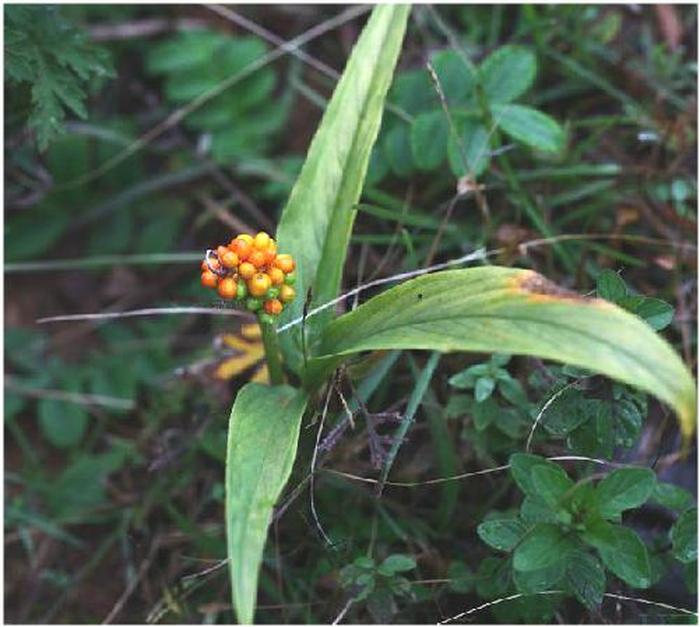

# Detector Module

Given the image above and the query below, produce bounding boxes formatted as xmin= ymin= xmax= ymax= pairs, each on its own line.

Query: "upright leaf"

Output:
xmin=479 ymin=45 xmax=536 ymax=104
xmin=274 ymin=6 xmax=410 ymax=374
xmin=308 ymin=267 xmax=696 ymax=440
xmin=226 ymin=383 xmax=309 ymax=623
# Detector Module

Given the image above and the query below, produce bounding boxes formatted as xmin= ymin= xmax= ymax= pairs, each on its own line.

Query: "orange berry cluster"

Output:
xmin=200 ymin=232 xmax=296 ymax=324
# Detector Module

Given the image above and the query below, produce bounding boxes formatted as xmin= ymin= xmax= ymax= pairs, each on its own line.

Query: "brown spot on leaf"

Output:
xmin=512 ymin=270 xmax=612 ymax=308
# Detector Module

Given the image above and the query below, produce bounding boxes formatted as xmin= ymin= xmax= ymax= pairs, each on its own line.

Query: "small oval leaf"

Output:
xmin=492 ymin=104 xmax=565 ymax=153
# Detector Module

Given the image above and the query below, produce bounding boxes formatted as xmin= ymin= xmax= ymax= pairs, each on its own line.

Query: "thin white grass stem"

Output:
xmin=277 ymin=247 xmax=492 ymax=334
xmin=323 ymin=455 xmax=632 ymax=488
xmin=525 ymin=378 xmax=588 ymax=452
xmin=37 ymin=307 xmax=253 ymax=324
xmin=439 ymin=591 xmax=697 ymax=624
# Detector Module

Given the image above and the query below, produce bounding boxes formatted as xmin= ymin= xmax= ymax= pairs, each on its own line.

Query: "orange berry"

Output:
xmin=254 ymin=231 xmax=271 ymax=249
xmin=239 ymin=261 xmax=256 ymax=279
xmin=201 ymin=257 xmax=220 ymax=271
xmin=279 ymin=284 xmax=296 ymax=303
xmin=264 ymin=298 xmax=283 ymax=315
xmin=217 ymin=277 xmax=237 ymax=299
xmin=248 ymin=249 xmax=266 ymax=268
xmin=268 ymin=267 xmax=285 ymax=286
xmin=201 ymin=271 xmax=218 ymax=288
xmin=248 ymin=272 xmax=272 ymax=297
xmin=274 ymin=254 xmax=295 ymax=273
xmin=263 ymin=245 xmax=277 ymax=264
xmin=217 ymin=245 xmax=229 ymax=258
xmin=221 ymin=250 xmax=239 ymax=269
xmin=229 ymin=238 xmax=252 ymax=261
xmin=237 ymin=233 xmax=254 ymax=243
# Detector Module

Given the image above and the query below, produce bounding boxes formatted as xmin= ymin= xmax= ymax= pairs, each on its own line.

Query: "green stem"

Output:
xmin=261 ymin=322 xmax=284 ymax=385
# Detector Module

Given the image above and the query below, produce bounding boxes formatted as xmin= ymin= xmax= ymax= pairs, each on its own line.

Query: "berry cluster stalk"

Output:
xmin=260 ymin=321 xmax=284 ymax=385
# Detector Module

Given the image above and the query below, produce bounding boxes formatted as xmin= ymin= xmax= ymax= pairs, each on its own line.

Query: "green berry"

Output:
xmin=237 ymin=281 xmax=248 ymax=299
xmin=284 ymin=271 xmax=296 ymax=285
xmin=266 ymin=286 xmax=280 ymax=299
xmin=246 ymin=297 xmax=261 ymax=311
xmin=258 ymin=312 xmax=276 ymax=325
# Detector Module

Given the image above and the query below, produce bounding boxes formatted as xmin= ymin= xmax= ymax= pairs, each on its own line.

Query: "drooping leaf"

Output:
xmin=274 ymin=6 xmax=411 ymax=375
xmin=479 ymin=45 xmax=537 ymax=104
xmin=565 ymin=551 xmax=606 ymax=610
xmin=307 ymin=267 xmax=696 ymax=440
xmin=491 ymin=104 xmax=565 ymax=153
xmin=226 ymin=383 xmax=309 ymax=623
xmin=583 ymin=519 xmax=651 ymax=588
xmin=513 ymin=523 xmax=572 ymax=571
xmin=595 ymin=467 xmax=656 ymax=519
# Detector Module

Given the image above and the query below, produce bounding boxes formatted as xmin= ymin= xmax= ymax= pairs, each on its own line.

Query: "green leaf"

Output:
xmin=596 ymin=269 xmax=627 ymax=303
xmin=513 ymin=561 xmax=564 ymax=593
xmin=492 ymin=104 xmax=565 ymax=153
xmin=583 ymin=519 xmax=651 ymax=588
xmin=410 ymin=110 xmax=449 ymax=171
xmin=308 ymin=267 xmax=696 ymax=441
xmin=475 ymin=377 xmax=496 ymax=402
xmin=447 ymin=113 xmax=491 ymax=177
xmin=274 ymin=6 xmax=410 ymax=375
xmin=480 ymin=45 xmax=537 ymax=104
xmin=430 ymin=49 xmax=476 ymax=105
xmin=477 ymin=518 xmax=527 ymax=551
xmin=510 ymin=453 xmax=561 ymax=498
xmin=595 ymin=467 xmax=656 ymax=519
xmin=378 ymin=554 xmax=417 ymax=575
xmin=384 ymin=124 xmax=415 ymax=177
xmin=565 ymin=551 xmax=605 ymax=610
xmin=623 ymin=297 xmax=675 ymax=331
xmin=520 ymin=496 xmax=559 ymax=524
xmin=513 ymin=523 xmax=571 ymax=571
xmin=38 ymin=399 xmax=88 ymax=449
xmin=671 ymin=508 xmax=698 ymax=564
xmin=226 ymin=383 xmax=309 ymax=624
xmin=652 ymin=482 xmax=694 ymax=512
xmin=531 ymin=464 xmax=574 ymax=510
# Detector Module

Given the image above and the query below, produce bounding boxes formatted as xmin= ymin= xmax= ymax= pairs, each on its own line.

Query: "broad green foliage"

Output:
xmin=339 ymin=554 xmax=416 ymax=623
xmin=310 ymin=267 xmax=696 ymax=438
xmin=225 ymin=383 xmax=308 ymax=624
xmin=274 ymin=5 xmax=411 ymax=375
xmin=372 ymin=41 xmax=565 ymax=184
xmin=476 ymin=454 xmax=659 ymax=611
xmin=597 ymin=269 xmax=675 ymax=331
xmin=146 ymin=29 xmax=289 ymax=162
xmin=5 ymin=5 xmax=113 ymax=149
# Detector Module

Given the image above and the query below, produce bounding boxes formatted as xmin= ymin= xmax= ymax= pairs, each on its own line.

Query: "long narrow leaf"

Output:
xmin=275 ymin=5 xmax=410 ymax=375
xmin=309 ymin=267 xmax=696 ymax=439
xmin=226 ymin=383 xmax=309 ymax=624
